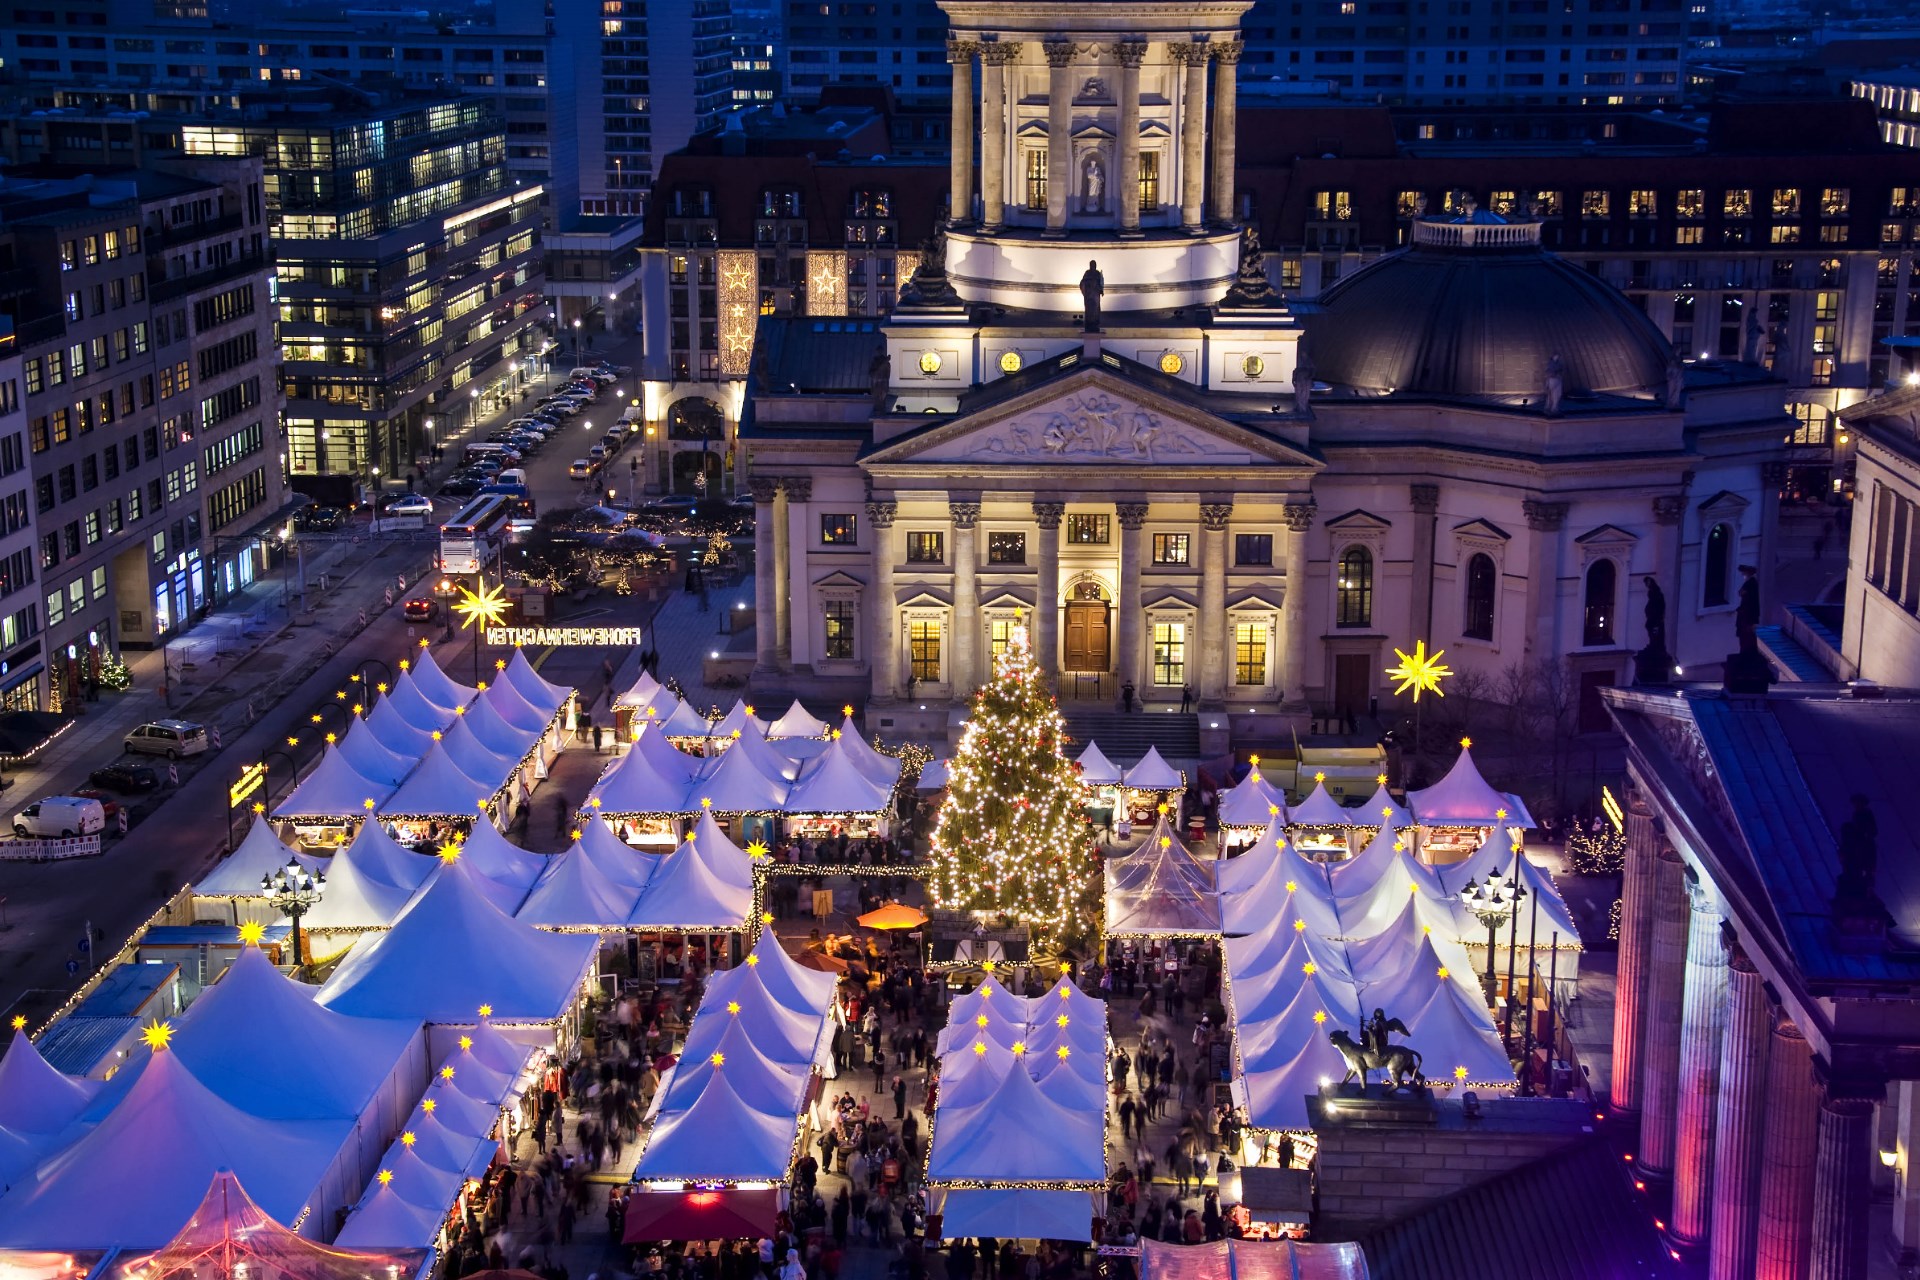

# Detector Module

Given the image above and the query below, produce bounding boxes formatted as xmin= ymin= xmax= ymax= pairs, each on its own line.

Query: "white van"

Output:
xmin=13 ymin=796 xmax=106 ymax=838
xmin=497 ymin=468 xmax=528 ymax=488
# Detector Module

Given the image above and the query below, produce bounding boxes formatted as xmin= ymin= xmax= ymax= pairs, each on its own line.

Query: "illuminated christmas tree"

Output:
xmin=927 ymin=620 xmax=1097 ymax=941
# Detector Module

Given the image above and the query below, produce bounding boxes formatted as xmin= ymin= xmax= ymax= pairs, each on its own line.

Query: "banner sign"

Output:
xmin=485 ymin=626 xmax=644 ymax=647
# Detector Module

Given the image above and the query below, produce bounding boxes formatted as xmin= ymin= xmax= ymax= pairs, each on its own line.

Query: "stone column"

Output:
xmin=980 ymin=44 xmax=1018 ymax=231
xmin=1893 ymin=1082 xmax=1920 ymax=1266
xmin=1113 ymin=41 xmax=1144 ymax=234
xmin=1756 ymin=1019 xmax=1821 ymax=1280
xmin=1610 ymin=785 xmax=1660 ymax=1116
xmin=1044 ymin=41 xmax=1075 ymax=235
xmin=1033 ymin=501 xmax=1065 ymax=681
xmin=947 ymin=40 xmax=977 ymax=225
xmin=1671 ymin=880 xmax=1729 ymax=1249
xmin=1522 ymin=499 xmax=1568 ymax=660
xmin=751 ymin=476 xmax=782 ymax=674
xmin=1175 ymin=43 xmax=1210 ymax=232
xmin=949 ymin=497 xmax=981 ymax=696
xmin=1653 ymin=492 xmax=1688 ymax=666
xmin=1116 ymin=502 xmax=1148 ymax=705
xmin=1282 ymin=501 xmax=1315 ymax=709
xmin=1810 ymin=1095 xmax=1876 ymax=1280
xmin=1708 ymin=947 xmax=1772 ymax=1280
xmin=772 ymin=480 xmax=793 ymax=669
xmin=1637 ymin=845 xmax=1690 ymax=1179
xmin=1209 ymin=41 xmax=1241 ymax=224
xmin=1199 ymin=500 xmax=1233 ymax=705
xmin=867 ymin=499 xmax=899 ymax=704
xmin=1409 ymin=483 xmax=1440 ymax=641
xmin=781 ymin=475 xmax=812 ymax=670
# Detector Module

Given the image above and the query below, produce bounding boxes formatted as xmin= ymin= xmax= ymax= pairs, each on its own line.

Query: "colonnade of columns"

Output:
xmin=1610 ymin=782 xmax=1884 ymax=1279
xmin=945 ymin=36 xmax=1242 ymax=232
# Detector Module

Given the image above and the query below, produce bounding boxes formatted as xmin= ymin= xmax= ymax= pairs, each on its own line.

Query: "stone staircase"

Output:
xmin=1058 ymin=707 xmax=1201 ymax=762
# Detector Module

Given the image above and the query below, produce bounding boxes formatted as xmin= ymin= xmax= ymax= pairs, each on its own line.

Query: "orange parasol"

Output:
xmin=856 ymin=902 xmax=929 ymax=930
xmin=795 ymin=949 xmax=850 ymax=973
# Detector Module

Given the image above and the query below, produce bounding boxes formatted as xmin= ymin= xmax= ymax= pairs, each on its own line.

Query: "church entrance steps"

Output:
xmin=1058 ymin=707 xmax=1200 ymax=763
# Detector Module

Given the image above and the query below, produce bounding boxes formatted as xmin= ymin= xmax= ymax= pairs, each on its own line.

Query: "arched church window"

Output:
xmin=1704 ymin=522 xmax=1732 ymax=607
xmin=1584 ymin=559 xmax=1617 ymax=646
xmin=1336 ymin=546 xmax=1373 ymax=628
xmin=1464 ymin=553 xmax=1496 ymax=640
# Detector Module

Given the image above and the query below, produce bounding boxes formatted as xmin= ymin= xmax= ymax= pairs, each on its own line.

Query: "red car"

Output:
xmin=403 ymin=598 xmax=438 ymax=622
xmin=71 ymin=788 xmax=122 ymax=820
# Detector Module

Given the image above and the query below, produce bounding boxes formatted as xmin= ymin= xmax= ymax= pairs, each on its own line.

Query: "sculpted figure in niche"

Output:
xmin=1081 ymin=152 xmax=1106 ymax=214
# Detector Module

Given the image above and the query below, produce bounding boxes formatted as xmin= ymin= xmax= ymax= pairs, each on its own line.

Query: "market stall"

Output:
xmin=1118 ymin=747 xmax=1186 ymax=824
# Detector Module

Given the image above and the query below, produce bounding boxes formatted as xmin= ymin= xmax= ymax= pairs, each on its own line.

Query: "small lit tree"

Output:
xmin=927 ymin=621 xmax=1097 ymax=941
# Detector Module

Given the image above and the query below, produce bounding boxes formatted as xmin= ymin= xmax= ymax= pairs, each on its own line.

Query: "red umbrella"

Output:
xmin=652 ymin=1053 xmax=678 ymax=1071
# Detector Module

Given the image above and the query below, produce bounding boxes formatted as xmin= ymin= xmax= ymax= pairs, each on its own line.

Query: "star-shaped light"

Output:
xmin=376 ymin=682 xmax=389 ymax=694
xmin=1460 ymin=735 xmax=1474 ymax=749
xmin=1495 ymin=807 xmax=1509 ymax=820
xmin=726 ymin=1001 xmax=741 ymax=1015
xmin=976 ymin=1014 xmax=989 ymax=1027
xmin=570 ymin=829 xmax=583 ymax=840
xmin=842 ymin=704 xmax=854 ymax=717
xmin=1285 ymin=880 xmax=1298 ymax=893
xmin=1312 ymin=1010 xmax=1328 ymax=1025
xmin=972 ymin=1041 xmax=986 ymax=1055
xmin=1393 ymin=838 xmax=1407 ymax=851
xmin=10 ymin=1015 xmax=26 ymax=1031
xmin=981 ymin=958 xmax=997 ymax=972
xmin=1056 ymin=1014 xmax=1069 ymax=1028
xmin=478 ymin=1003 xmax=493 ymax=1017
xmin=710 ymin=1052 xmax=725 ymax=1066
xmin=1386 ymin=640 xmax=1453 ymax=700
xmin=253 ymin=801 xmax=267 ymax=813
xmin=746 ymin=841 xmax=770 ymax=860
xmin=496 ymin=659 xmax=508 ymax=671
xmin=438 ymin=841 xmax=463 ymax=863
xmin=1303 ymin=962 xmax=1317 ymax=975
xmin=422 ymin=1099 xmax=437 ymax=1114
xmin=1269 ymin=803 xmax=1281 ymax=816
xmin=701 ymin=797 xmax=713 ymax=809
xmin=1010 ymin=1041 xmax=1027 ymax=1056
xmin=745 ymin=953 xmax=760 ymax=966
xmin=401 ymin=1131 xmax=417 ymax=1147
xmin=453 ymin=580 xmax=511 ymax=631
xmin=458 ymin=1035 xmax=474 ymax=1051
xmin=1437 ymin=966 xmax=1450 ymax=979
xmin=377 ymin=1169 xmax=394 ymax=1186
xmin=761 ymin=912 xmax=774 ymax=925
xmin=1314 ymin=771 xmax=1326 ymax=783
xmin=363 ymin=798 xmax=376 ymax=811
xmin=238 ymin=920 xmax=267 ymax=946
xmin=1454 ymin=1065 xmax=1469 ymax=1080
xmin=141 ymin=1020 xmax=174 ymax=1051
xmin=1292 ymin=919 xmax=1306 ymax=932
xmin=1377 ymin=773 xmax=1389 ymax=785
xmin=1160 ymin=836 xmax=1172 ymax=849
xmin=1056 ymin=1046 xmax=1071 ymax=1060
xmin=440 ymin=1066 xmax=456 ymax=1080
xmin=1249 ymin=754 xmax=1261 ymax=766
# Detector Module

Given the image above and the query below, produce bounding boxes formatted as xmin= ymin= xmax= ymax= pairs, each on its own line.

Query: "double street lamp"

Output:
xmin=263 ymin=857 xmax=325 ymax=969
xmin=1458 ymin=866 xmax=1526 ymax=1005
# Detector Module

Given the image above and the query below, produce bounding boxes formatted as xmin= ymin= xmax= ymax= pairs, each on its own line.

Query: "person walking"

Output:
xmin=892 ymin=1074 xmax=908 ymax=1120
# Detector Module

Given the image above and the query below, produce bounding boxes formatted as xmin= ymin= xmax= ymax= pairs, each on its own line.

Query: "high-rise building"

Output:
xmin=0 ymin=159 xmax=282 ymax=706
xmin=777 ymin=0 xmax=955 ymax=105
xmin=0 ymin=323 xmax=40 ymax=714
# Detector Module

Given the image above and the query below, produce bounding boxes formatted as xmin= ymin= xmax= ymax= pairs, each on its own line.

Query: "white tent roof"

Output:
xmin=197 ymin=818 xmax=326 ymax=897
xmin=1218 ymin=825 xmax=1344 ymax=939
xmin=685 ymin=977 xmax=824 ymax=1066
xmin=516 ymin=839 xmax=641 ymax=928
xmin=436 ymin=718 xmax=516 ymax=794
xmin=1106 ymin=815 xmax=1219 ymax=936
xmin=1433 ymin=816 xmax=1529 ymax=895
xmin=927 ymin=1057 xmax=1105 ymax=1184
xmin=1331 ymin=848 xmax=1450 ymax=941
xmin=685 ymin=811 xmax=758 ymax=891
xmin=301 ymin=819 xmax=433 ymax=931
xmin=632 ymin=1064 xmax=802 ymax=1181
xmin=377 ymin=742 xmax=496 ymax=819
xmin=917 ymin=758 xmax=949 ymax=791
xmin=0 ymin=1028 xmax=96 ymax=1136
xmin=1288 ymin=780 xmax=1354 ymax=827
xmin=767 ymin=698 xmax=830 ymax=740
xmin=1356 ymin=934 xmax=1513 ymax=1084
xmin=364 ymin=698 xmax=436 ymax=758
xmin=834 ymin=716 xmax=902 ymax=788
xmin=334 ymin=718 xmax=415 ymax=788
xmin=0 ymin=1047 xmax=345 ymax=1249
xmin=1359 ymin=780 xmax=1412 ymax=829
xmin=1214 ymin=817 xmax=1290 ymax=897
xmin=272 ymin=746 xmax=389 ymax=820
xmin=689 ymin=738 xmax=790 ymax=813
xmin=333 ymin=1179 xmax=445 ymax=1250
xmin=382 ymin=673 xmax=452 ymax=734
xmin=934 ymin=1189 xmax=1095 ymax=1243
xmin=711 ymin=699 xmax=769 ymax=740
xmin=1224 ymin=916 xmax=1354 ymax=1004
xmin=745 ymin=935 xmax=844 ymax=1014
xmin=571 ymin=816 xmax=655 ymax=890
xmin=502 ymin=647 xmax=570 ymax=715
xmin=1075 ymin=741 xmax=1122 ymax=786
xmin=1409 ymin=745 xmax=1536 ymax=828
xmin=656 ymin=1021 xmax=810 ymax=1116
xmin=1122 ymin=746 xmax=1183 ymax=791
xmin=407 ymin=646 xmax=476 ymax=713
xmin=478 ymin=678 xmax=550 ymax=736
xmin=1327 ymin=821 xmax=1407 ymax=898
xmin=171 ymin=944 xmax=420 ymax=1120
xmin=455 ymin=816 xmax=548 ymax=894
xmin=318 ymin=858 xmax=599 ymax=1024
xmin=1443 ymin=848 xmax=1583 ymax=952
xmin=1344 ymin=899 xmax=1484 ymax=1007
xmin=719 ymin=716 xmax=806 ymax=782
xmin=460 ymin=691 xmax=540 ymax=761
xmin=1218 ymin=771 xmax=1288 ymax=828
xmin=659 ymin=698 xmax=717 ymax=738
xmin=628 ymin=835 xmax=753 ymax=931
xmin=784 ymin=737 xmax=896 ymax=815
xmin=398 ymin=1101 xmax=496 ymax=1179
xmin=616 ymin=668 xmax=665 ymax=711
xmin=590 ymin=733 xmax=698 ymax=816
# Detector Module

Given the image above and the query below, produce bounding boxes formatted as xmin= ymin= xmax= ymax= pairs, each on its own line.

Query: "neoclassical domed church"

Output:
xmin=741 ymin=0 xmax=1788 ymax=744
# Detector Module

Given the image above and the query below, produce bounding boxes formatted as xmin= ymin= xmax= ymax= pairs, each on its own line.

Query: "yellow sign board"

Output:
xmin=229 ymin=762 xmax=268 ymax=808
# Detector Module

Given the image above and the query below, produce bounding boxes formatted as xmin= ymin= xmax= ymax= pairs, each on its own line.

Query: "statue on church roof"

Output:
xmin=1291 ymin=341 xmax=1315 ymax=414
xmin=1665 ymin=356 xmax=1687 ymax=411
xmin=1223 ymin=223 xmax=1279 ymax=307
xmin=1543 ymin=353 xmax=1566 ymax=417
xmin=1080 ymin=260 xmax=1104 ymax=333
xmin=898 ymin=223 xmax=958 ymax=306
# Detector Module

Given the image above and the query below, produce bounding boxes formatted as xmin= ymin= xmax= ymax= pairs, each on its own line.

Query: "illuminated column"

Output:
xmin=751 ymin=476 xmax=781 ymax=674
xmin=771 ymin=481 xmax=792 ymax=670
xmin=1708 ymin=947 xmax=1771 ymax=1280
xmin=1199 ymin=501 xmax=1233 ymax=704
xmin=1810 ymin=1095 xmax=1876 ymax=1280
xmin=867 ymin=499 xmax=899 ymax=703
xmin=1611 ymin=785 xmax=1659 ymax=1116
xmin=1671 ymin=880 xmax=1729 ymax=1249
xmin=1034 ymin=501 xmax=1065 ymax=682
xmin=1176 ymin=43 xmax=1210 ymax=232
xmin=1209 ymin=41 xmax=1241 ymax=223
xmin=980 ymin=43 xmax=1018 ymax=231
xmin=1044 ymin=41 xmax=1075 ymax=234
xmin=1892 ymin=1082 xmax=1920 ymax=1262
xmin=950 ymin=497 xmax=981 ymax=696
xmin=781 ymin=476 xmax=812 ymax=670
xmin=1521 ymin=499 xmax=1567 ymax=660
xmin=1113 ymin=40 xmax=1144 ymax=234
xmin=1282 ymin=501 xmax=1315 ymax=709
xmin=1755 ymin=1019 xmax=1821 ymax=1280
xmin=1116 ymin=502 xmax=1148 ymax=704
xmin=947 ymin=40 xmax=978 ymax=224
xmin=1637 ymin=845 xmax=1689 ymax=1178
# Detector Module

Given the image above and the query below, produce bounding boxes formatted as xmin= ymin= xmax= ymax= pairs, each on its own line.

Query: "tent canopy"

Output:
xmin=1409 ymin=745 xmax=1536 ymax=828
xmin=1106 ymin=817 xmax=1220 ymax=936
xmin=0 ymin=1028 xmax=96 ymax=1136
xmin=501 ymin=647 xmax=570 ymax=716
xmin=517 ymin=840 xmax=641 ymax=929
xmin=301 ymin=819 xmax=432 ymax=932
xmin=785 ymin=737 xmax=896 ymax=815
xmin=1075 ymin=742 xmax=1123 ymax=787
xmin=336 ymin=719 xmax=417 ymax=789
xmin=711 ymin=699 xmax=769 ymax=740
xmin=767 ymin=699 xmax=830 ymax=740
xmin=927 ymin=1059 xmax=1105 ymax=1184
xmin=377 ymin=743 xmax=496 ymax=820
xmin=197 ymin=818 xmax=327 ymax=897
xmin=1122 ymin=746 xmax=1183 ymax=791
xmin=934 ymin=1189 xmax=1095 ymax=1243
xmin=272 ymin=746 xmax=389 ymax=820
xmin=1218 ymin=771 xmax=1288 ymax=828
xmin=1288 ymin=780 xmax=1355 ymax=828
xmin=407 ymin=646 xmax=477 ymax=713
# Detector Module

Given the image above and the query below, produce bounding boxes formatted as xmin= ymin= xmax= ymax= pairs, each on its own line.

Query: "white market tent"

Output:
xmin=481 ymin=679 xmax=553 ymax=736
xmin=659 ymin=699 xmax=718 ymax=739
xmin=456 ymin=818 xmax=549 ymax=900
xmin=301 ymin=819 xmax=434 ymax=932
xmin=384 ymin=673 xmax=455 ymax=733
xmin=590 ymin=726 xmax=703 ymax=815
xmin=917 ymin=759 xmax=950 ymax=791
xmin=318 ymin=858 xmax=598 ymax=1024
xmin=337 ymin=718 xmax=417 ymax=788
xmin=1288 ymin=779 xmax=1355 ymax=828
xmin=463 ymin=691 xmax=542 ymax=761
xmin=834 ymin=717 xmax=902 ymax=790
xmin=1075 ymin=741 xmax=1123 ymax=787
xmin=1358 ymin=779 xmax=1412 ymax=829
xmin=722 ymin=718 xmax=806 ymax=782
xmin=0 ymin=1028 xmax=98 ymax=1189
xmin=616 ymin=669 xmax=667 ymax=713
xmin=1409 ymin=743 xmax=1536 ymax=828
xmin=785 ymin=736 xmax=898 ymax=815
xmin=407 ymin=646 xmax=477 ymax=712
xmin=711 ymin=699 xmax=770 ymax=740
xmin=928 ymin=1060 xmax=1105 ymax=1184
xmin=1216 ymin=820 xmax=1343 ymax=939
xmin=933 ymin=1189 xmax=1097 ymax=1243
xmin=572 ymin=815 xmax=654 ymax=890
xmin=1218 ymin=770 xmax=1289 ymax=829
xmin=332 ymin=1179 xmax=444 ymax=1250
xmin=273 ymin=746 xmax=390 ymax=820
xmin=1106 ymin=815 xmax=1219 ymax=936
xmin=365 ymin=698 xmax=437 ymax=758
xmin=691 ymin=740 xmax=793 ymax=814
xmin=1122 ymin=746 xmax=1184 ymax=792
xmin=196 ymin=818 xmax=328 ymax=897
xmin=377 ymin=743 xmax=497 ymax=821
xmin=627 ymin=829 xmax=754 ymax=931
xmin=516 ymin=839 xmax=642 ymax=929
xmin=1327 ymin=822 xmax=1406 ymax=900
xmin=439 ymin=718 xmax=519 ymax=791
xmin=501 ymin=647 xmax=571 ymax=716
xmin=767 ymin=699 xmax=831 ymax=740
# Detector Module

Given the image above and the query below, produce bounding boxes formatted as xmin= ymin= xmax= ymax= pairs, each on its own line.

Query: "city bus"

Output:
xmin=440 ymin=493 xmax=514 ymax=574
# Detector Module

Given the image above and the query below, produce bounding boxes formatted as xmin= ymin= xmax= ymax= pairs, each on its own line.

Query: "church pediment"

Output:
xmin=864 ymin=369 xmax=1318 ymax=472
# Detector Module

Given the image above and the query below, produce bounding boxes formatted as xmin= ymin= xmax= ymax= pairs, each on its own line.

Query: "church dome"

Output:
xmin=1303 ymin=213 xmax=1673 ymax=407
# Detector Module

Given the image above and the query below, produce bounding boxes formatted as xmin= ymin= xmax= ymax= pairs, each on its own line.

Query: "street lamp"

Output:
xmin=1458 ymin=868 xmax=1526 ymax=1005
xmin=263 ymin=857 xmax=324 ymax=969
xmin=572 ymin=318 xmax=583 ymax=369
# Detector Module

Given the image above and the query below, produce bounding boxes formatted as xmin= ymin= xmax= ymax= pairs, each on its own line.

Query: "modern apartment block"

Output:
xmin=0 ymin=323 xmax=40 ymax=715
xmin=0 ymin=160 xmax=282 ymax=709
xmin=776 ymin=0 xmax=954 ymax=104
xmin=170 ymin=95 xmax=547 ymax=499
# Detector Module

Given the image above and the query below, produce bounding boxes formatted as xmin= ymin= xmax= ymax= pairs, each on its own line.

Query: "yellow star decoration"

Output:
xmin=972 ymin=1041 xmax=987 ymax=1055
xmin=253 ymin=801 xmax=267 ymax=814
xmin=1377 ymin=773 xmax=1389 ymax=786
xmin=438 ymin=840 xmax=463 ymax=863
xmin=376 ymin=682 xmax=389 ymax=694
xmin=746 ymin=841 xmax=770 ymax=860
xmin=761 ymin=912 xmax=775 ymax=925
xmin=1056 ymin=1046 xmax=1071 ymax=1060
xmin=842 ymin=704 xmax=854 ymax=717
xmin=589 ymin=798 xmax=602 ymax=808
xmin=1056 ymin=1014 xmax=1069 ymax=1028
xmin=1313 ymin=1010 xmax=1328 ymax=1025
xmin=432 ymin=731 xmax=444 ymax=741
xmin=1303 ymin=961 xmax=1318 ymax=975
xmin=1292 ymin=919 xmax=1307 ymax=932
xmin=1157 ymin=803 xmax=1169 ymax=816
xmin=1249 ymin=754 xmax=1261 ymax=766
xmin=1393 ymin=839 xmax=1407 ymax=852
xmin=1057 ymin=987 xmax=1070 ymax=1000
xmin=1454 ymin=1065 xmax=1470 ymax=1080
xmin=363 ymin=798 xmax=376 ymax=811
xmin=981 ymin=959 xmax=997 ymax=972
xmin=401 ymin=1131 xmax=417 ymax=1147
xmin=831 ymin=729 xmax=842 ymax=740
xmin=1383 ymin=806 xmax=1395 ymax=819
xmin=141 ymin=1020 xmax=174 ymax=1051
xmin=440 ymin=1066 xmax=456 ymax=1080
xmin=731 ymin=730 xmax=742 ymax=740
xmin=745 ymin=706 xmax=756 ymax=716
xmin=496 ymin=659 xmax=508 ymax=671
xmin=1010 ymin=1041 xmax=1027 ymax=1057
xmin=458 ymin=1035 xmax=473 ymax=1051
xmin=701 ymin=797 xmax=713 ymax=809
xmin=710 ymin=1052 xmax=725 ymax=1066
xmin=478 ymin=1003 xmax=493 ymax=1017
xmin=238 ymin=920 xmax=267 ymax=946
xmin=1437 ymin=966 xmax=1450 ymax=979
xmin=1269 ymin=803 xmax=1281 ymax=817
xmin=570 ymin=829 xmax=583 ymax=840
xmin=1495 ymin=807 xmax=1509 ymax=820
xmin=1285 ymin=880 xmax=1298 ymax=893
xmin=453 ymin=580 xmax=511 ymax=632
xmin=1314 ymin=771 xmax=1326 ymax=783
xmin=1160 ymin=837 xmax=1172 ymax=850
xmin=726 ymin=1001 xmax=741 ymax=1015
xmin=422 ymin=1099 xmax=437 ymax=1114
xmin=10 ymin=1015 xmax=26 ymax=1031
xmin=1248 ymin=771 xmax=1262 ymax=784
xmin=1460 ymin=736 xmax=1473 ymax=750
xmin=976 ymin=1015 xmax=990 ymax=1027
xmin=745 ymin=954 xmax=760 ymax=967
xmin=377 ymin=1169 xmax=394 ymax=1187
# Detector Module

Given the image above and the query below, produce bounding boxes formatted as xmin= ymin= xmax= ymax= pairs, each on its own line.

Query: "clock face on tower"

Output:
xmin=1243 ymin=354 xmax=1266 ymax=378
xmin=1000 ymin=351 xmax=1023 ymax=373
xmin=919 ymin=351 xmax=943 ymax=375
xmin=1159 ymin=351 xmax=1185 ymax=375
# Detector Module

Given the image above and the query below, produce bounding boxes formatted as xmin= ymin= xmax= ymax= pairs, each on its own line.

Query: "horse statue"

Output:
xmin=1328 ymin=1028 xmax=1426 ymax=1091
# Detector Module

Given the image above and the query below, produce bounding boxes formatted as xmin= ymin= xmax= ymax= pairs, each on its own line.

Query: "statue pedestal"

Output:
xmin=1316 ymin=1081 xmax=1438 ymax=1126
xmin=1632 ymin=643 xmax=1674 ymax=686
xmin=1724 ymin=648 xmax=1773 ymax=696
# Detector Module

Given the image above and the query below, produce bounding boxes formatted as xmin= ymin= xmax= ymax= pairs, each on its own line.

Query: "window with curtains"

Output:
xmin=1153 ymin=622 xmax=1186 ymax=686
xmin=1235 ymin=623 xmax=1267 ymax=685
xmin=1026 ymin=150 xmax=1047 ymax=210
xmin=910 ymin=620 xmax=941 ymax=682
xmin=1336 ymin=546 xmax=1373 ymax=627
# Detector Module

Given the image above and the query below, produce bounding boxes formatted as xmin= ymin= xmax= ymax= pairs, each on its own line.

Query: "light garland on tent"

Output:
xmin=926 ymin=620 xmax=1098 ymax=937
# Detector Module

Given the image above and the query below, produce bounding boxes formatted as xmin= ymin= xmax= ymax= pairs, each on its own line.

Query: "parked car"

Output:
xmin=87 ymin=761 xmax=160 ymax=793
xmin=12 ymin=796 xmax=106 ymax=838
xmin=294 ymin=505 xmax=347 ymax=532
xmin=588 ymin=444 xmax=608 ymax=463
xmin=382 ymin=493 xmax=435 ymax=517
xmin=124 ymin=719 xmax=209 ymax=759
xmin=403 ymin=597 xmax=438 ymax=623
xmin=568 ymin=458 xmax=596 ymax=481
xmin=71 ymin=788 xmax=123 ymax=820
xmin=439 ymin=476 xmax=483 ymax=498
